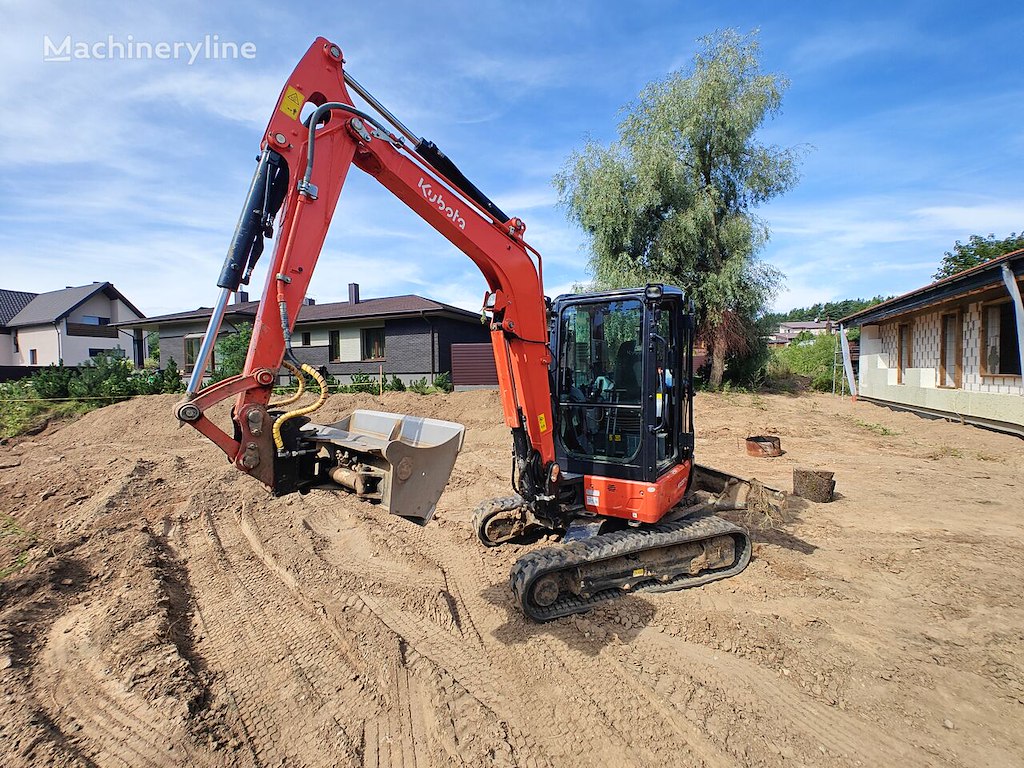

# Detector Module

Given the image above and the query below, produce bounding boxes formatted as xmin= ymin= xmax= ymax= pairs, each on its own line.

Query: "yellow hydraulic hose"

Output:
xmin=273 ymin=363 xmax=329 ymax=451
xmin=269 ymin=360 xmax=306 ymax=407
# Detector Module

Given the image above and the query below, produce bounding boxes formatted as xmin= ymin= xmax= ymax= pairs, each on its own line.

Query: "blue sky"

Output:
xmin=2 ymin=1 xmax=1022 ymax=318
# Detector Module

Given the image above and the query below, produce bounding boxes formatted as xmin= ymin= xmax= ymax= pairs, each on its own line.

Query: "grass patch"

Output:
xmin=0 ymin=513 xmax=39 ymax=580
xmin=925 ymin=445 xmax=964 ymax=461
xmin=974 ymin=451 xmax=1005 ymax=463
xmin=0 ymin=380 xmax=95 ymax=439
xmin=851 ymin=418 xmax=900 ymax=436
xmin=749 ymin=393 xmax=769 ymax=411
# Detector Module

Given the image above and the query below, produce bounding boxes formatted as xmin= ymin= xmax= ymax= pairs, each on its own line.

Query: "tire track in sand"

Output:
xmin=183 ymin=504 xmax=369 ymax=767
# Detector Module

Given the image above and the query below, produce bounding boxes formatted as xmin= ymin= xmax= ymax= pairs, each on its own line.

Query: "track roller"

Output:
xmin=509 ymin=513 xmax=750 ymax=621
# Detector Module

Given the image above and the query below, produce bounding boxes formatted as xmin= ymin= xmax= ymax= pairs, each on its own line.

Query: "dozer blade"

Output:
xmin=303 ymin=409 xmax=465 ymax=523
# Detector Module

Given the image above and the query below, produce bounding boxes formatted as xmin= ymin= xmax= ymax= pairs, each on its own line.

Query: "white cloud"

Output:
xmin=911 ymin=203 xmax=1024 ymax=235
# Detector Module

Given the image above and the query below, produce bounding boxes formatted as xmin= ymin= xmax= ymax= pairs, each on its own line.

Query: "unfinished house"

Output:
xmin=841 ymin=249 xmax=1024 ymax=436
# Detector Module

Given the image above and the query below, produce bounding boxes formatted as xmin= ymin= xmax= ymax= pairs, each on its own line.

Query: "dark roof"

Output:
xmin=7 ymin=282 xmax=145 ymax=328
xmin=297 ymin=295 xmax=476 ymax=322
xmin=0 ymin=289 xmax=37 ymax=327
xmin=840 ymin=249 xmax=1024 ymax=327
xmin=128 ymin=294 xmax=479 ymax=328
xmin=131 ymin=302 xmax=259 ymax=325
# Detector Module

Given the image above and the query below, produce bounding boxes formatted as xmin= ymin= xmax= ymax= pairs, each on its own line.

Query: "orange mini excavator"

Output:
xmin=175 ymin=37 xmax=752 ymax=620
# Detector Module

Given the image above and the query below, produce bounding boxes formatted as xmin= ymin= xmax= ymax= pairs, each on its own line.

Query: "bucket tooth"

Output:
xmin=303 ymin=409 xmax=465 ymax=523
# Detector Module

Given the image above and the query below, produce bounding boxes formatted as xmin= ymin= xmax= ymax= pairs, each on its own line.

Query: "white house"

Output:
xmin=768 ymin=320 xmax=834 ymax=346
xmin=841 ymin=249 xmax=1024 ymax=436
xmin=0 ymin=283 xmax=147 ymax=368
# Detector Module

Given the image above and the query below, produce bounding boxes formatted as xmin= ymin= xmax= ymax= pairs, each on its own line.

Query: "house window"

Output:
xmin=329 ymin=330 xmax=340 ymax=362
xmin=89 ymin=348 xmax=125 ymax=359
xmin=301 ymin=331 xmax=311 ymax=347
xmin=981 ymin=302 xmax=1021 ymax=376
xmin=897 ymin=324 xmax=912 ymax=383
xmin=361 ymin=327 xmax=385 ymax=360
xmin=939 ymin=313 xmax=962 ymax=388
xmin=11 ymin=331 xmax=17 ymax=353
xmin=184 ymin=336 xmax=215 ymax=373
xmin=81 ymin=315 xmax=111 ymax=325
xmin=29 ymin=349 xmax=38 ymax=365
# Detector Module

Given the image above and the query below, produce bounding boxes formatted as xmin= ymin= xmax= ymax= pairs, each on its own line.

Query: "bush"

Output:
xmin=160 ymin=358 xmax=185 ymax=393
xmin=28 ymin=352 xmax=184 ymax=404
xmin=343 ymin=371 xmax=377 ymax=394
xmin=207 ymin=323 xmax=252 ymax=384
xmin=771 ymin=333 xmax=843 ymax=392
xmin=432 ymin=372 xmax=453 ymax=393
xmin=408 ymin=377 xmax=430 ymax=395
xmin=2 ymin=353 xmax=184 ymax=438
xmin=31 ymin=364 xmax=76 ymax=399
xmin=386 ymin=375 xmax=406 ymax=392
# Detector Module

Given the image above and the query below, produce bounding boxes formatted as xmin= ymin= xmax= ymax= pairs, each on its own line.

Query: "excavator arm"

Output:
xmin=175 ymin=37 xmax=557 ymax=507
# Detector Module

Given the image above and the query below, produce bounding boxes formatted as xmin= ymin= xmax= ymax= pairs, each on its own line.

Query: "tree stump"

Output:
xmin=793 ymin=468 xmax=835 ymax=502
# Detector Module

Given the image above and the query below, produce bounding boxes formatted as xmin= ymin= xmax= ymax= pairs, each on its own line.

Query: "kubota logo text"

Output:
xmin=418 ymin=179 xmax=466 ymax=230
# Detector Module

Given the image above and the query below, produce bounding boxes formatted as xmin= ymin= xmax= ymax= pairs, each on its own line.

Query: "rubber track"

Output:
xmin=510 ymin=513 xmax=751 ymax=621
xmin=470 ymin=495 xmax=525 ymax=547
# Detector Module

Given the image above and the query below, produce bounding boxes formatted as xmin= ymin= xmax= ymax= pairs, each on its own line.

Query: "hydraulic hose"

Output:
xmin=301 ymin=102 xmax=398 ymax=193
xmin=273 ymin=362 xmax=328 ymax=451
xmin=269 ymin=360 xmax=306 ymax=407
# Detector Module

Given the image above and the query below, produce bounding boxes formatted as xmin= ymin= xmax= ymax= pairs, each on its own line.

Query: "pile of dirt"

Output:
xmin=1 ymin=390 xmax=1022 ymax=767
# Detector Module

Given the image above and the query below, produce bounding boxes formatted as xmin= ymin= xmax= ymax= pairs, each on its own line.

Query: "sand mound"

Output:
xmin=1 ymin=390 xmax=1022 ymax=766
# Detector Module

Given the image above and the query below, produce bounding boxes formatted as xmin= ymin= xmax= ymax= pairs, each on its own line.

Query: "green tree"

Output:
xmin=933 ymin=232 xmax=1024 ymax=280
xmin=555 ymin=29 xmax=801 ymax=388
xmin=762 ymin=296 xmax=890 ymax=327
xmin=160 ymin=357 xmax=185 ymax=393
xmin=208 ymin=323 xmax=253 ymax=383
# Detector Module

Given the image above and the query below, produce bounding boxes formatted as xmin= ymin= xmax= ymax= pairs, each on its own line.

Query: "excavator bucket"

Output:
xmin=303 ymin=410 xmax=465 ymax=523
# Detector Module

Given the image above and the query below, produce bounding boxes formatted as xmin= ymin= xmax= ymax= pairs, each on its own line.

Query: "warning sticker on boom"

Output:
xmin=280 ymin=86 xmax=305 ymax=120
xmin=538 ymin=413 xmax=548 ymax=433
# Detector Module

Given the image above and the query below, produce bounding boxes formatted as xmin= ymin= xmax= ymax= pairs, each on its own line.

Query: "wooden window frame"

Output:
xmin=183 ymin=336 xmax=215 ymax=375
xmin=938 ymin=312 xmax=963 ymax=389
xmin=329 ymin=330 xmax=340 ymax=362
xmin=360 ymin=327 xmax=385 ymax=361
xmin=897 ymin=323 xmax=912 ymax=384
xmin=980 ymin=300 xmax=1023 ymax=378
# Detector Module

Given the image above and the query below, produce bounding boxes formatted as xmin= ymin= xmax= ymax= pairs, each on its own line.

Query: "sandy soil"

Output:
xmin=0 ymin=389 xmax=1022 ymax=767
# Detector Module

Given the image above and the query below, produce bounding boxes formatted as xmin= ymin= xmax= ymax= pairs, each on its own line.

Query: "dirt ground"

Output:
xmin=1 ymin=389 xmax=1022 ymax=767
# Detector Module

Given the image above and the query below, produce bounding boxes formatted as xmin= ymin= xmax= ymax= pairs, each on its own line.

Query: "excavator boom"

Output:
xmin=176 ymin=37 xmax=558 ymax=509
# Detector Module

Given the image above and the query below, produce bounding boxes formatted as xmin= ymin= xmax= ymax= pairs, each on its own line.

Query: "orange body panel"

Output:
xmin=583 ymin=460 xmax=692 ymax=524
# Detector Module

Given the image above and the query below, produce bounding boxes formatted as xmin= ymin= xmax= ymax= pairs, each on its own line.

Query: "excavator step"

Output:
xmin=510 ymin=513 xmax=750 ymax=621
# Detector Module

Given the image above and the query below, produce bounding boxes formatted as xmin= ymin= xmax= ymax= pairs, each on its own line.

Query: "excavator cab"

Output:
xmin=550 ymin=285 xmax=696 ymax=523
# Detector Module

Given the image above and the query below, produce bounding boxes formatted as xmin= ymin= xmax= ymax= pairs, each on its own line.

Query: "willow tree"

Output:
xmin=556 ymin=29 xmax=800 ymax=387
